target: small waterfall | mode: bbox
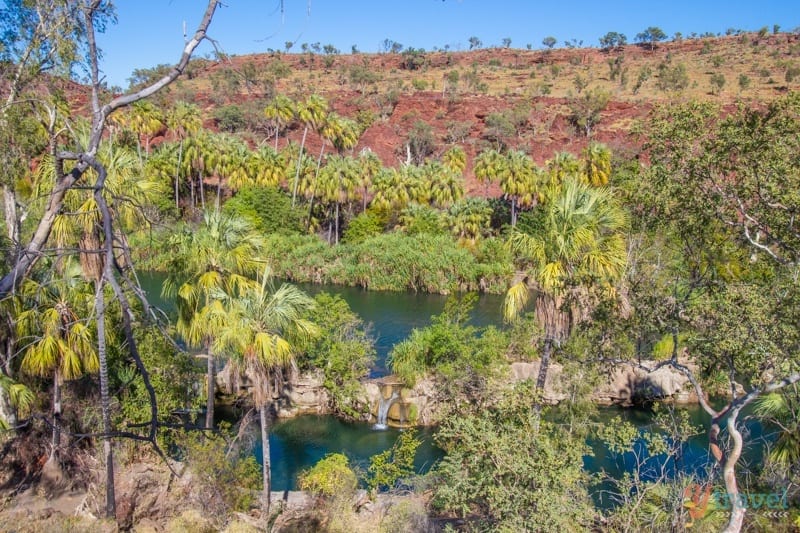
[373,390,400,430]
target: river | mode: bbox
[138,272,770,494]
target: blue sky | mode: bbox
[96,0,799,88]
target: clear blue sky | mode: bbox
[96,0,799,88]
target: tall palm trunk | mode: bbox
[511,197,517,227]
[260,403,271,514]
[205,340,215,430]
[51,367,62,456]
[292,126,309,206]
[334,202,340,244]
[535,337,552,395]
[94,279,116,518]
[198,172,206,210]
[175,140,184,211]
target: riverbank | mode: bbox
[132,231,514,296]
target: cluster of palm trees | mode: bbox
[105,91,620,259]
[163,211,318,513]
[501,147,626,406]
[475,143,612,227]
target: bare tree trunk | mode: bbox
[205,342,215,430]
[260,404,271,514]
[721,408,746,533]
[2,185,18,246]
[0,0,220,299]
[94,279,116,519]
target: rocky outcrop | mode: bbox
[279,371,330,418]
[232,358,700,428]
[590,358,699,406]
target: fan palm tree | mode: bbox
[33,132,164,273]
[215,268,318,513]
[357,148,382,212]
[474,148,509,194]
[165,101,202,210]
[317,155,360,243]
[423,160,464,209]
[503,149,538,226]
[15,259,98,455]
[292,94,328,206]
[447,197,492,245]
[163,211,264,429]
[371,167,412,212]
[208,134,253,205]
[251,145,286,188]
[263,94,296,150]
[441,146,467,175]
[581,142,612,187]
[504,178,627,404]
[182,134,213,210]
[127,101,165,163]
[753,386,800,469]
[546,151,581,187]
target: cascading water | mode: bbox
[373,390,400,430]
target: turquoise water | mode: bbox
[137,272,505,377]
[138,271,771,494]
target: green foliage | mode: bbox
[222,185,303,235]
[599,31,627,50]
[598,407,708,531]
[298,453,358,497]
[709,72,726,94]
[262,232,512,294]
[656,61,689,91]
[405,120,436,165]
[568,87,611,137]
[738,73,751,90]
[367,430,421,494]
[349,64,381,92]
[388,293,506,386]
[635,27,667,49]
[400,48,427,71]
[175,422,260,514]
[119,327,202,446]
[299,293,375,419]
[213,104,246,133]
[432,383,593,531]
[342,211,386,244]
[399,203,445,236]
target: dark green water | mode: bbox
[137,271,771,494]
